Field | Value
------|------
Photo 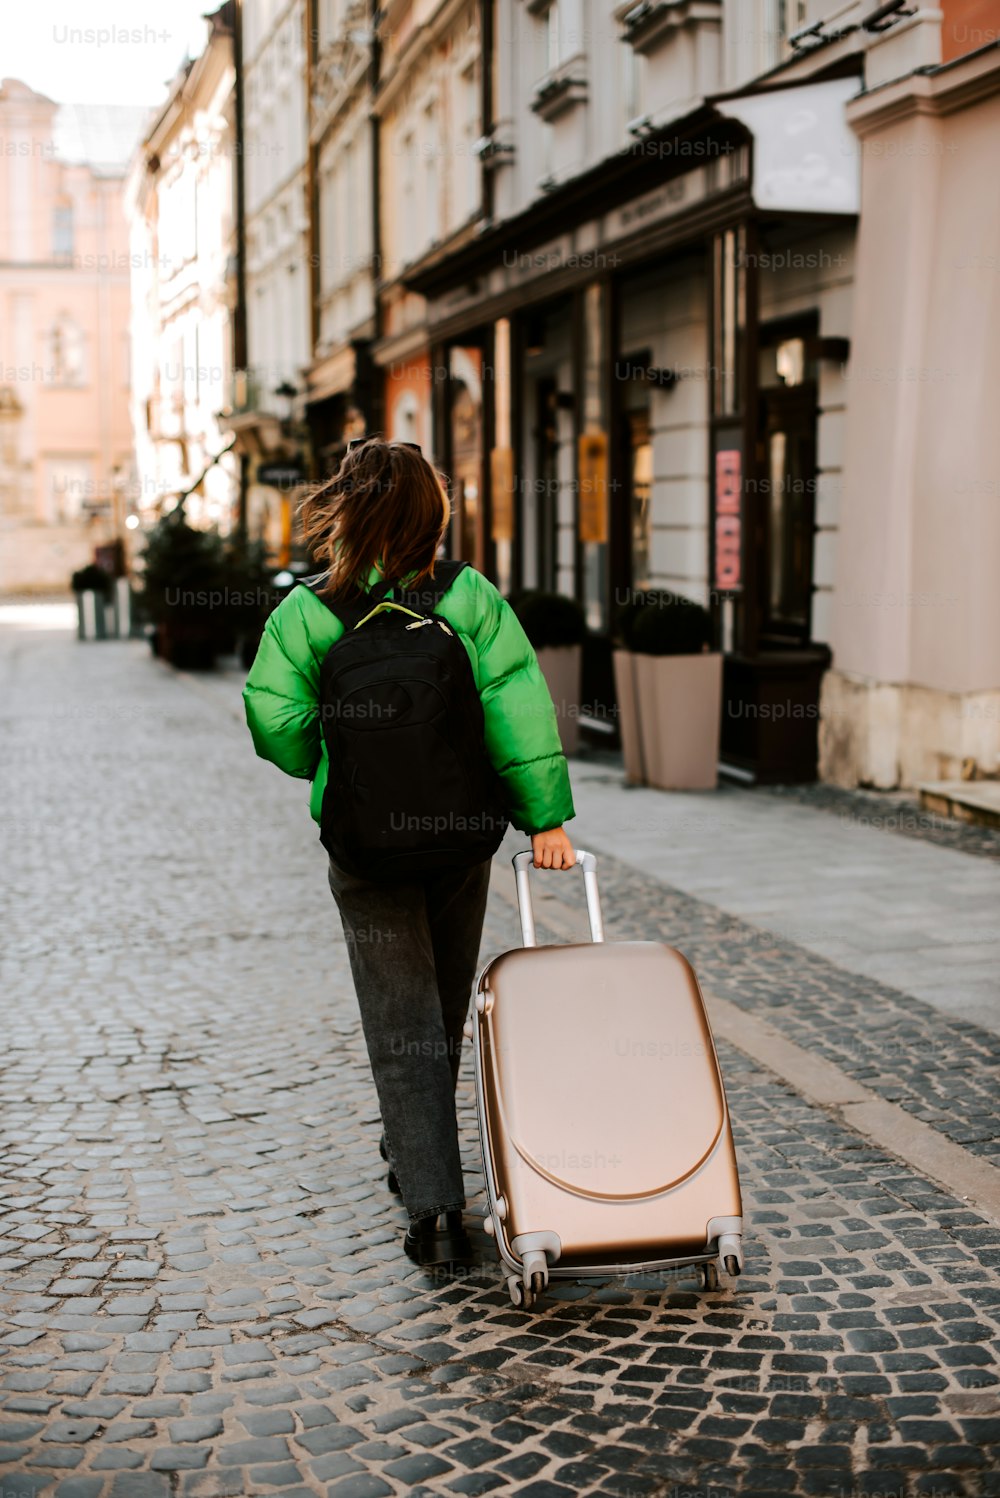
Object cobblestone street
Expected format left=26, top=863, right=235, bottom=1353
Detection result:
left=3, top=605, right=1000, bottom=1498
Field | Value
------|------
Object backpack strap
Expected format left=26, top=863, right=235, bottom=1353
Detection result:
left=299, top=561, right=468, bottom=630
left=395, top=560, right=469, bottom=615
left=298, top=572, right=396, bottom=631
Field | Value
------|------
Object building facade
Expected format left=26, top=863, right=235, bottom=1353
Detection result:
left=373, top=0, right=1000, bottom=787
left=230, top=0, right=314, bottom=559
left=0, top=79, right=143, bottom=590
left=820, top=16, right=1000, bottom=787
left=303, top=0, right=379, bottom=476
left=119, top=0, right=999, bottom=788
left=125, top=7, right=240, bottom=542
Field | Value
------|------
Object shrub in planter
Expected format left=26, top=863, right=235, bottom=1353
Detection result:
left=71, top=563, right=113, bottom=640
left=138, top=515, right=229, bottom=670
left=71, top=562, right=113, bottom=596
left=511, top=590, right=587, bottom=756
left=612, top=590, right=721, bottom=790
left=628, top=592, right=713, bottom=656
left=223, top=536, right=279, bottom=667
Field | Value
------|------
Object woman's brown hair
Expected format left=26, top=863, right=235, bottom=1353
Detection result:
left=300, top=438, right=451, bottom=597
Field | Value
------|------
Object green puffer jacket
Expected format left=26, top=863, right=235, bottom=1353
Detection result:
left=242, top=563, right=576, bottom=835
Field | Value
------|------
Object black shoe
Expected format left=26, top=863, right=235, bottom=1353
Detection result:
left=403, top=1211, right=474, bottom=1272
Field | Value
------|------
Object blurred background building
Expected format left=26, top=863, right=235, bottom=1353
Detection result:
left=228, top=0, right=313, bottom=562
left=0, top=78, right=146, bottom=590
left=125, top=5, right=240, bottom=550
left=3, top=0, right=997, bottom=791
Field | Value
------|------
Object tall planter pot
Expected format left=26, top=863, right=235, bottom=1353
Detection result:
left=535, top=644, right=582, bottom=757
left=613, top=649, right=723, bottom=790
left=75, top=590, right=109, bottom=641
left=612, top=649, right=646, bottom=785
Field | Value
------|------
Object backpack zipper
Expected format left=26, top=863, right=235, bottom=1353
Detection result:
left=404, top=616, right=454, bottom=636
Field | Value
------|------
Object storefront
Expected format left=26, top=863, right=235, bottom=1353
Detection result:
left=395, top=71, right=860, bottom=778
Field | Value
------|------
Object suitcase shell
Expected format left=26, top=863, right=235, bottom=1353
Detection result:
left=472, top=850, right=743, bottom=1305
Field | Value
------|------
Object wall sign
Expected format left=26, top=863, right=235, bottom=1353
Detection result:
left=714, top=448, right=742, bottom=592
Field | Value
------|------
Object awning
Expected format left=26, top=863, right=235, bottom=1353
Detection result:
left=306, top=345, right=357, bottom=405
left=712, top=75, right=861, bottom=215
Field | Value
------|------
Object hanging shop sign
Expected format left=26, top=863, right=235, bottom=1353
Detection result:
left=490, top=446, right=515, bottom=542
left=257, top=462, right=306, bottom=490
left=578, top=431, right=608, bottom=544
left=714, top=447, right=742, bottom=591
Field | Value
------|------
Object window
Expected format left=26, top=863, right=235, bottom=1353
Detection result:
left=546, top=2, right=562, bottom=71
left=45, top=457, right=94, bottom=522
left=52, top=201, right=74, bottom=260
left=459, top=65, right=479, bottom=222
left=49, top=316, right=86, bottom=386
left=423, top=105, right=439, bottom=246
left=622, top=37, right=641, bottom=122
left=400, top=131, right=416, bottom=263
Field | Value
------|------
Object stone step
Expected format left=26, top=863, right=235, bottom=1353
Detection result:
left=918, top=778, right=1000, bottom=830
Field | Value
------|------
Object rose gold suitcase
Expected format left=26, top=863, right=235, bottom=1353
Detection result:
left=471, top=849, right=744, bottom=1308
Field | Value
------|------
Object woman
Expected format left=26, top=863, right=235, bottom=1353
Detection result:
left=243, top=438, right=576, bottom=1272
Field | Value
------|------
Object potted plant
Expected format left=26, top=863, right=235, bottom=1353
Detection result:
left=612, top=590, right=721, bottom=790
left=511, top=590, right=588, bottom=756
left=137, top=515, right=229, bottom=670
left=223, top=535, right=279, bottom=668
left=71, top=562, right=113, bottom=641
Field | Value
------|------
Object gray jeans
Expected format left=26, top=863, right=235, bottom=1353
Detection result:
left=327, top=853, right=492, bottom=1223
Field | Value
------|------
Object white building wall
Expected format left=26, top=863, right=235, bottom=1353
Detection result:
left=244, top=0, right=311, bottom=398
left=124, top=31, right=239, bottom=533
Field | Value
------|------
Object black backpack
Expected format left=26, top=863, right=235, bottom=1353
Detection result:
left=301, top=560, right=510, bottom=883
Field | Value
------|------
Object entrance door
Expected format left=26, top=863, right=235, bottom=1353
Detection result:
left=448, top=346, right=484, bottom=570
left=534, top=377, right=559, bottom=593
left=759, top=382, right=817, bottom=644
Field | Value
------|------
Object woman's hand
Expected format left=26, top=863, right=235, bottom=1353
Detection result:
left=531, top=827, right=576, bottom=869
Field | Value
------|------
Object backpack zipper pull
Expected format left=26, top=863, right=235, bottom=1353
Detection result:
left=405, top=617, right=434, bottom=630
left=436, top=619, right=454, bottom=636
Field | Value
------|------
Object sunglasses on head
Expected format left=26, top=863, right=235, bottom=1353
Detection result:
left=347, top=438, right=422, bottom=454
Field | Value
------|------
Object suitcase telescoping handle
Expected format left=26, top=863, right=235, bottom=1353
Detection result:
left=512, top=848, right=604, bottom=948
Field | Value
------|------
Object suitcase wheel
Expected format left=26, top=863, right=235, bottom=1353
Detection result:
left=698, top=1261, right=720, bottom=1292
left=506, top=1274, right=527, bottom=1308
left=717, top=1231, right=744, bottom=1277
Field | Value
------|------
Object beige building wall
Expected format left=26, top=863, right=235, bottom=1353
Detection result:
left=0, top=80, right=137, bottom=591
left=822, top=46, right=1000, bottom=787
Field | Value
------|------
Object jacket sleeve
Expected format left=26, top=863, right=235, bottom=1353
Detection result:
left=469, top=571, right=576, bottom=834
left=242, top=601, right=321, bottom=780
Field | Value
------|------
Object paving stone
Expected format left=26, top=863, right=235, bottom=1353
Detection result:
left=325, top=1478, right=394, bottom=1498
left=150, top=1445, right=212, bottom=1470
left=168, top=1416, right=225, bottom=1443
left=239, top=1407, right=295, bottom=1435
left=54, top=1479, right=106, bottom=1498
left=92, top=1449, right=146, bottom=1470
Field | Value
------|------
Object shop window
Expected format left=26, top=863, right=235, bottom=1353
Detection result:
left=627, top=409, right=653, bottom=591
left=775, top=337, right=805, bottom=387
left=52, top=201, right=74, bottom=261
